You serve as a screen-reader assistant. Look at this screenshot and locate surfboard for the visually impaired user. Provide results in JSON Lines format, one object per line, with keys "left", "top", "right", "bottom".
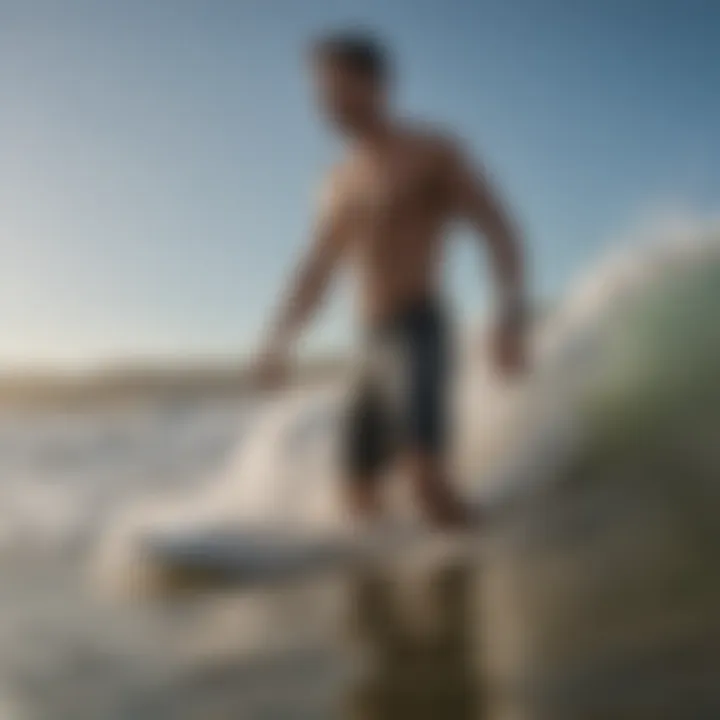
{"left": 139, "top": 521, "right": 479, "bottom": 589}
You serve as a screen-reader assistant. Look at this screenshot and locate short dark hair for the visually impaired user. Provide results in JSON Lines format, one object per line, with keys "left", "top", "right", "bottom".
{"left": 311, "top": 31, "right": 390, "bottom": 82}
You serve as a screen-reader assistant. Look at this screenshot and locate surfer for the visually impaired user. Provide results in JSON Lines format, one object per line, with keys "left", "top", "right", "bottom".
{"left": 253, "top": 31, "right": 528, "bottom": 528}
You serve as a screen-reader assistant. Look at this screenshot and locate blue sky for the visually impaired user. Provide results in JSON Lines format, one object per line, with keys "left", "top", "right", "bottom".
{"left": 2, "top": 0, "right": 719, "bottom": 366}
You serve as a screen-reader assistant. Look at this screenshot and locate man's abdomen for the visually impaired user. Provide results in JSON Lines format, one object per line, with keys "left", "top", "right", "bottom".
{"left": 356, "top": 229, "right": 443, "bottom": 326}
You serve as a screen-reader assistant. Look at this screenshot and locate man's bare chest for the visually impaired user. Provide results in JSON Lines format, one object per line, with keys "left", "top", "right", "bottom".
{"left": 348, "top": 151, "right": 446, "bottom": 221}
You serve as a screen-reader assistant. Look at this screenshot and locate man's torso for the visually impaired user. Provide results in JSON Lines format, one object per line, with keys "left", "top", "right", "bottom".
{"left": 334, "top": 126, "right": 455, "bottom": 325}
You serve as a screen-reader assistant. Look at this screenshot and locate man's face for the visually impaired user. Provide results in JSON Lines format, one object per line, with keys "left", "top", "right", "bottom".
{"left": 312, "top": 59, "right": 383, "bottom": 133}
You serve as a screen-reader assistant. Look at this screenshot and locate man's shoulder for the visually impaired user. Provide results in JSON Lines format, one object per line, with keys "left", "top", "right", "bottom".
{"left": 320, "top": 160, "right": 349, "bottom": 186}
{"left": 316, "top": 161, "right": 356, "bottom": 216}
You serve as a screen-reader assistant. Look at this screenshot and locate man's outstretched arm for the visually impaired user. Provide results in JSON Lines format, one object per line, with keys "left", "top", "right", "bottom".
{"left": 444, "top": 140, "right": 528, "bottom": 373}
{"left": 255, "top": 174, "right": 350, "bottom": 384}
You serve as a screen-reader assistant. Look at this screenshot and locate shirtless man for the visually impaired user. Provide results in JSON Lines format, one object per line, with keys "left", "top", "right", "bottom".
{"left": 253, "top": 32, "right": 528, "bottom": 527}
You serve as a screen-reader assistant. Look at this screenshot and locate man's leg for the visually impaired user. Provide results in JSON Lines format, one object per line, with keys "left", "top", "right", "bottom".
{"left": 346, "top": 475, "right": 383, "bottom": 521}
{"left": 400, "top": 301, "right": 473, "bottom": 528}
{"left": 403, "top": 449, "right": 471, "bottom": 528}
{"left": 342, "top": 383, "right": 392, "bottom": 524}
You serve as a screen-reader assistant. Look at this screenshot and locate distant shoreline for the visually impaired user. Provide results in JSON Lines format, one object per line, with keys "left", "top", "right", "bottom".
{"left": 0, "top": 356, "right": 348, "bottom": 408}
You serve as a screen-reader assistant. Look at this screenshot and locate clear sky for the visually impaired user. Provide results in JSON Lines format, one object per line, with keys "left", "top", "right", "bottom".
{"left": 2, "top": 0, "right": 719, "bottom": 367}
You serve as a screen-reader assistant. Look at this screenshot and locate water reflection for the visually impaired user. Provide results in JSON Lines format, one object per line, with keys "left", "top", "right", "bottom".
{"left": 344, "top": 562, "right": 480, "bottom": 719}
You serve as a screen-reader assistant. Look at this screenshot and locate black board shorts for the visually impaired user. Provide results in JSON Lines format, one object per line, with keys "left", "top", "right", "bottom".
{"left": 342, "top": 297, "right": 450, "bottom": 480}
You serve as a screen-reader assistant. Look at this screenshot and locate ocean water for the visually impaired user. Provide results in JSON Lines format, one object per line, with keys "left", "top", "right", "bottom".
{"left": 0, "top": 396, "right": 500, "bottom": 719}
{"left": 2, "top": 226, "right": 720, "bottom": 719}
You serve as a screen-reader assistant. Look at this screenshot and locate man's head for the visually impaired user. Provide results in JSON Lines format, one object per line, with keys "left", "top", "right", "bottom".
{"left": 310, "top": 31, "right": 391, "bottom": 135}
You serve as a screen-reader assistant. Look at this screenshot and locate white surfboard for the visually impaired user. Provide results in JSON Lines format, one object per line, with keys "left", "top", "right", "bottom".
{"left": 139, "top": 520, "right": 481, "bottom": 589}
